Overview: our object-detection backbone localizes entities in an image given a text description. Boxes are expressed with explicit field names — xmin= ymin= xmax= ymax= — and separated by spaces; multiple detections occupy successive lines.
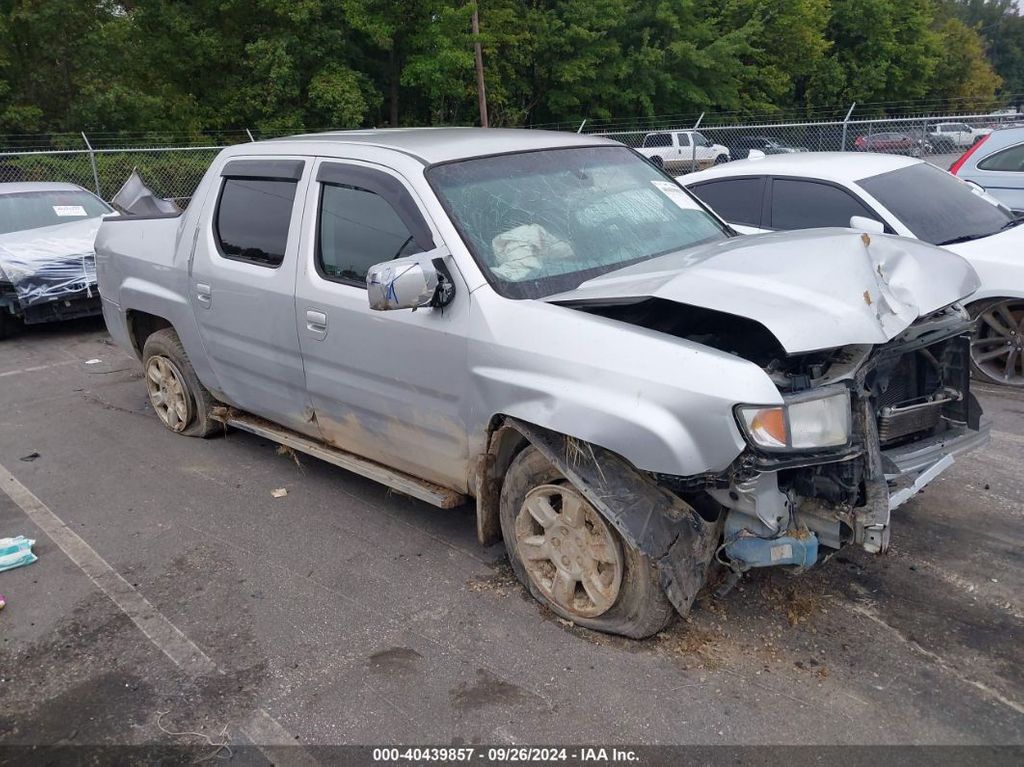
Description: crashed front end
xmin=0 ymin=227 xmax=102 ymax=326
xmin=687 ymin=305 xmax=988 ymax=575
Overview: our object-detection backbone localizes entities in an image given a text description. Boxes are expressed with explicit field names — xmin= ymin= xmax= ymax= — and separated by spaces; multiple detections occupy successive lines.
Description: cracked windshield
xmin=428 ymin=146 xmax=727 ymax=298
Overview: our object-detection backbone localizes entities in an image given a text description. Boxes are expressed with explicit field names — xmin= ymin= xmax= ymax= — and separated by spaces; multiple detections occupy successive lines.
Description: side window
xmin=676 ymin=133 xmax=691 ymax=147
xmin=317 ymin=183 xmax=424 ymax=285
xmin=977 ymin=144 xmax=1024 ymax=173
xmin=770 ymin=178 xmax=875 ymax=230
xmin=215 ymin=177 xmax=298 ymax=267
xmin=690 ymin=178 xmax=765 ymax=227
xmin=643 ymin=133 xmax=672 ymax=148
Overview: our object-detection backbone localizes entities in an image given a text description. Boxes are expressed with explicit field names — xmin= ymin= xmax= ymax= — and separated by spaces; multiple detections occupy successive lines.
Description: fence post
xmin=81 ymin=132 xmax=101 ymax=197
xmin=692 ymin=112 xmax=704 ymax=171
xmin=840 ymin=102 xmax=856 ymax=152
xmin=245 ymin=128 xmax=256 ymax=142
xmin=576 ymin=119 xmax=587 ymax=134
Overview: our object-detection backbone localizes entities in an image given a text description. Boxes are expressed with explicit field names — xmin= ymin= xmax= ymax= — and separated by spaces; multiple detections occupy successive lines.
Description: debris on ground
xmin=0 ymin=536 xmax=37 ymax=572
xmin=271 ymin=488 xmax=288 ymax=498
xmin=84 ymin=359 xmax=101 ymax=365
xmin=19 ymin=452 xmax=40 ymax=462
xmin=0 ymin=594 xmax=6 ymax=611
xmin=275 ymin=444 xmax=304 ymax=472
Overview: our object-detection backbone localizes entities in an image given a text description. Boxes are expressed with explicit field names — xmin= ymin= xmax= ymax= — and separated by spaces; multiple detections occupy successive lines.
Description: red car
xmin=853 ymin=132 xmax=921 ymax=155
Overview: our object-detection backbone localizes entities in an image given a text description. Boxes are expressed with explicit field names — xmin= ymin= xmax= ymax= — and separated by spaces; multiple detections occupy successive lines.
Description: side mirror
xmin=747 ymin=149 xmax=766 ymax=160
xmin=367 ymin=252 xmax=455 ymax=311
xmin=850 ymin=215 xmax=885 ymax=234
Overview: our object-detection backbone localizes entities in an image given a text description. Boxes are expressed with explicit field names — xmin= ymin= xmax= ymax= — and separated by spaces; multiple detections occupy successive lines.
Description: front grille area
xmin=870 ymin=333 xmax=972 ymax=446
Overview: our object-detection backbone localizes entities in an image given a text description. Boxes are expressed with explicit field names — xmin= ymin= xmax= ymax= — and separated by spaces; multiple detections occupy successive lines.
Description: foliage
xmin=0 ymin=0 xmax=1018 ymax=137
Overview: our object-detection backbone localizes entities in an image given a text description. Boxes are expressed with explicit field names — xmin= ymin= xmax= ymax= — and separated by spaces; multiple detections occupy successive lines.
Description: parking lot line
xmin=0 ymin=359 xmax=79 ymax=378
xmin=0 ymin=459 xmax=306 ymax=755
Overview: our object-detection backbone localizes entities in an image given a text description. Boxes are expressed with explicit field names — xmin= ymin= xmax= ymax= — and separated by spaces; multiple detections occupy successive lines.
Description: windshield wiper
xmin=999 ymin=215 xmax=1024 ymax=231
xmin=936 ymin=233 xmax=987 ymax=245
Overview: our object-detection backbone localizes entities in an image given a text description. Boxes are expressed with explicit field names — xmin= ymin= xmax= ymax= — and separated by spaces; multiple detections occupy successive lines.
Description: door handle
xmin=195 ymin=282 xmax=212 ymax=307
xmin=305 ymin=309 xmax=328 ymax=340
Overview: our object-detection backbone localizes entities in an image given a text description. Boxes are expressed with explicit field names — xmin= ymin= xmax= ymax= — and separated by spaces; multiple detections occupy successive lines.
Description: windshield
xmin=427 ymin=146 xmax=728 ymax=298
xmin=0 ymin=189 xmax=111 ymax=235
xmin=856 ymin=163 xmax=1014 ymax=245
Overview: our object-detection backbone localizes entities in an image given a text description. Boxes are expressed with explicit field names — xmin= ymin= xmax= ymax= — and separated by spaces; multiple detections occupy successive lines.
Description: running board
xmin=211 ymin=409 xmax=467 ymax=509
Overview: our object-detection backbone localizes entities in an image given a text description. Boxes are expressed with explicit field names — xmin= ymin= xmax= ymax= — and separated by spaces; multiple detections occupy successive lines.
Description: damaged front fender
xmin=505 ymin=419 xmax=722 ymax=617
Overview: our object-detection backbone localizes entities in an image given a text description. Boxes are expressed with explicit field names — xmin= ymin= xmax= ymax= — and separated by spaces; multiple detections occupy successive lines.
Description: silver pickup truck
xmin=96 ymin=128 xmax=989 ymax=638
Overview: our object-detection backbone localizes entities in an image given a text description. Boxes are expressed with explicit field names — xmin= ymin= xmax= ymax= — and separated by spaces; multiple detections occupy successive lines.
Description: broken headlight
xmin=736 ymin=387 xmax=851 ymax=451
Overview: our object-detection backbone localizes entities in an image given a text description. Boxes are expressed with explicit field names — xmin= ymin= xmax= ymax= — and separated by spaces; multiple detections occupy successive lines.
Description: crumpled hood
xmin=546 ymin=229 xmax=980 ymax=354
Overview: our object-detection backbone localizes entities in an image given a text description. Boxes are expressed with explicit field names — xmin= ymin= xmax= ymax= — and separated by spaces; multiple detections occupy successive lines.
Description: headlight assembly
xmin=737 ymin=388 xmax=852 ymax=451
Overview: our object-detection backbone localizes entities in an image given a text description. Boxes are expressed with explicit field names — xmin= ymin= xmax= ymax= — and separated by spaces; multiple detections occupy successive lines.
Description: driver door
xmin=293 ymin=159 xmax=472 ymax=491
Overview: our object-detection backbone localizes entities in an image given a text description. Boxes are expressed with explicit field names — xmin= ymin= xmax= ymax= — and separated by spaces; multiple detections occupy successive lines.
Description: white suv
xmin=929 ymin=122 xmax=991 ymax=151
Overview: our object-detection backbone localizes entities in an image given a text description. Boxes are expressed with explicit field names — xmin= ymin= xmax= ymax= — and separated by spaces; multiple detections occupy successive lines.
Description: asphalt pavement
xmin=0 ymin=317 xmax=1021 ymax=752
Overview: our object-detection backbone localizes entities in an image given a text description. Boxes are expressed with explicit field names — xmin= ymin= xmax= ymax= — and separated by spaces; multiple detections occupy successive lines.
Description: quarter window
xmin=317 ymin=184 xmax=423 ymax=285
xmin=690 ymin=178 xmax=765 ymax=227
xmin=770 ymin=178 xmax=875 ymax=230
xmin=977 ymin=143 xmax=1024 ymax=173
xmin=642 ymin=133 xmax=672 ymax=148
xmin=214 ymin=178 xmax=298 ymax=267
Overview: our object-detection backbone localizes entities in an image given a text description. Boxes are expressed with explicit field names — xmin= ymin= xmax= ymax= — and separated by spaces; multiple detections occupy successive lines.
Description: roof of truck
xmin=260 ymin=127 xmax=616 ymax=164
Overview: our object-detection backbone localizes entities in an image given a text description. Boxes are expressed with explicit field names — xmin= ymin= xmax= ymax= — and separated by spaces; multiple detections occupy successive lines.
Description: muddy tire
xmin=499 ymin=445 xmax=674 ymax=639
xmin=142 ymin=328 xmax=219 ymax=437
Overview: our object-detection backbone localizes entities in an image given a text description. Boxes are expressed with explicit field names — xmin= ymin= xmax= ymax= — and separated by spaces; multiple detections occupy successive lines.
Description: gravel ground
xmin=0 ymin=317 xmax=1021 ymax=754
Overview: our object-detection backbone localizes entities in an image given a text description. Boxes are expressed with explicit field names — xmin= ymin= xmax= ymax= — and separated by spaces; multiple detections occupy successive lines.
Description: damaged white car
xmin=0 ymin=182 xmax=111 ymax=338
xmin=96 ymin=129 xmax=989 ymax=638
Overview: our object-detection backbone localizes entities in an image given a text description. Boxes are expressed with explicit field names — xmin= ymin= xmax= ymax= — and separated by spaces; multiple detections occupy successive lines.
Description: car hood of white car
xmin=546 ymin=228 xmax=980 ymax=354
xmin=944 ymin=221 xmax=1024 ymax=266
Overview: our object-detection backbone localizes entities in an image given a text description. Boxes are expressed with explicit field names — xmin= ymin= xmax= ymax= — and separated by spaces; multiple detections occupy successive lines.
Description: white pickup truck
xmin=928 ymin=122 xmax=992 ymax=152
xmin=636 ymin=130 xmax=730 ymax=172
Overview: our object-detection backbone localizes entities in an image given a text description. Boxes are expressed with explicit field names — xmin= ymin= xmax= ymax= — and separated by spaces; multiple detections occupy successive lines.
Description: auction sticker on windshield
xmin=53 ymin=205 xmax=88 ymax=217
xmin=651 ymin=179 xmax=696 ymax=210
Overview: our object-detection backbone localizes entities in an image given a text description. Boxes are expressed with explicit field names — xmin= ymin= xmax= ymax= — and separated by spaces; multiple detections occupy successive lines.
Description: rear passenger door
xmin=687 ymin=177 xmax=768 ymax=232
xmin=974 ymin=141 xmax=1024 ymax=213
xmin=293 ymin=159 xmax=472 ymax=491
xmin=189 ymin=157 xmax=316 ymax=434
xmin=767 ymin=177 xmax=885 ymax=231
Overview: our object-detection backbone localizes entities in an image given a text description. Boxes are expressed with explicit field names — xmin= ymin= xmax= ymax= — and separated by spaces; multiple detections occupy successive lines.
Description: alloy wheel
xmin=145 ymin=355 xmax=193 ymax=431
xmin=971 ymin=300 xmax=1024 ymax=386
xmin=514 ymin=483 xmax=623 ymax=618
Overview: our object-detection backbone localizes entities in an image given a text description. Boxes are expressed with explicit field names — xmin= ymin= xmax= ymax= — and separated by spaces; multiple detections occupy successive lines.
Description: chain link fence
xmin=1 ymin=108 xmax=1022 ymax=203
xmin=582 ymin=108 xmax=1024 ymax=174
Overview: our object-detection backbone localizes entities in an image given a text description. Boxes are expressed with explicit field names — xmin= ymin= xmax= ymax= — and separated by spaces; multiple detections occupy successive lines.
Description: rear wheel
xmin=649 ymin=155 xmax=664 ymax=169
xmin=142 ymin=328 xmax=219 ymax=436
xmin=970 ymin=299 xmax=1024 ymax=387
xmin=499 ymin=446 xmax=674 ymax=638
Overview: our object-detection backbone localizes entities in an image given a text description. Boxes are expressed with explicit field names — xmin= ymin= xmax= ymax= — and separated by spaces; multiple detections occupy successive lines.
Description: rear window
xmin=857 ymin=163 xmax=1013 ymax=245
xmin=214 ymin=178 xmax=298 ymax=267
xmin=0 ymin=189 xmax=111 ymax=235
xmin=643 ymin=133 xmax=672 ymax=148
xmin=690 ymin=178 xmax=765 ymax=226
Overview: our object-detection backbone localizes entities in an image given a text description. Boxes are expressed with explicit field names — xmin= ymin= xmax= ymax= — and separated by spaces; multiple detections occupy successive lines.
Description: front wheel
xmin=970 ymin=299 xmax=1024 ymax=387
xmin=142 ymin=328 xmax=220 ymax=436
xmin=714 ymin=154 xmax=729 ymax=164
xmin=499 ymin=446 xmax=674 ymax=638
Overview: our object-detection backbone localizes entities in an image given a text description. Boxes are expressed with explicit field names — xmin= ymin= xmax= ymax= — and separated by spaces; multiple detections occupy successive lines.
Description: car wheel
xmin=0 ymin=311 xmax=9 ymax=340
xmin=499 ymin=445 xmax=675 ymax=639
xmin=969 ymin=299 xmax=1024 ymax=387
xmin=649 ymin=155 xmax=664 ymax=169
xmin=714 ymin=154 xmax=728 ymax=165
xmin=142 ymin=328 xmax=220 ymax=436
